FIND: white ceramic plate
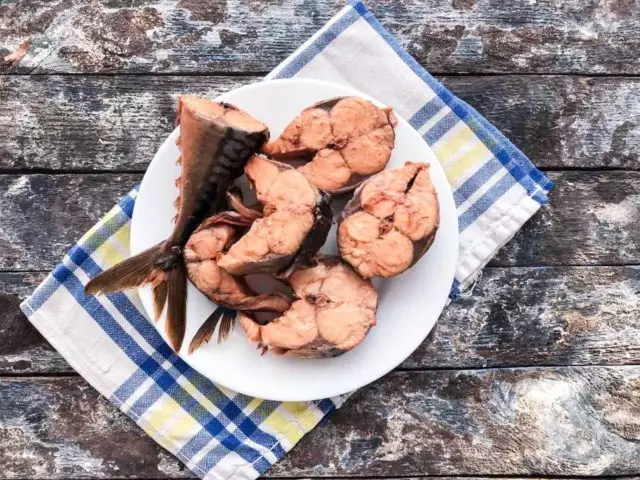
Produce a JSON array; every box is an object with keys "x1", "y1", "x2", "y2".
[{"x1": 131, "y1": 79, "x2": 458, "y2": 401}]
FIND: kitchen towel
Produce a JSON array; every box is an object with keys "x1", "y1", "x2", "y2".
[{"x1": 21, "y1": 1, "x2": 553, "y2": 479}]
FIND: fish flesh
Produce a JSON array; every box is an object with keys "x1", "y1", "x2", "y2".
[
  {"x1": 238, "y1": 256, "x2": 378, "y2": 358},
  {"x1": 184, "y1": 212, "x2": 292, "y2": 353},
  {"x1": 217, "y1": 155, "x2": 332, "y2": 276},
  {"x1": 85, "y1": 96, "x2": 270, "y2": 351},
  {"x1": 263, "y1": 97, "x2": 397, "y2": 194},
  {"x1": 338, "y1": 162, "x2": 439, "y2": 278}
]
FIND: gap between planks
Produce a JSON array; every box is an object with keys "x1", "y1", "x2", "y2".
[
  {"x1": 4, "y1": 364, "x2": 640, "y2": 379},
  {"x1": 3, "y1": 72, "x2": 640, "y2": 78}
]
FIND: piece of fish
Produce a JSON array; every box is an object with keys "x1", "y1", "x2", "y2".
[
  {"x1": 238, "y1": 256, "x2": 378, "y2": 358},
  {"x1": 184, "y1": 212, "x2": 292, "y2": 354},
  {"x1": 338, "y1": 162, "x2": 439, "y2": 278},
  {"x1": 85, "y1": 96, "x2": 270, "y2": 351},
  {"x1": 217, "y1": 155, "x2": 332, "y2": 276},
  {"x1": 263, "y1": 97, "x2": 397, "y2": 194}
]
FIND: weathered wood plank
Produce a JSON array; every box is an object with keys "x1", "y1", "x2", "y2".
[
  {"x1": 0, "y1": 377, "x2": 191, "y2": 479},
  {"x1": 1, "y1": 0, "x2": 639, "y2": 74},
  {"x1": 0, "y1": 75, "x2": 251, "y2": 171},
  {"x1": 490, "y1": 171, "x2": 640, "y2": 267},
  {"x1": 2, "y1": 75, "x2": 639, "y2": 171},
  {"x1": 0, "y1": 171, "x2": 637, "y2": 272},
  {"x1": 0, "y1": 174, "x2": 142, "y2": 272},
  {"x1": 3, "y1": 267, "x2": 640, "y2": 374},
  {"x1": 275, "y1": 367, "x2": 640, "y2": 476},
  {"x1": 406, "y1": 265, "x2": 640, "y2": 369},
  {"x1": 0, "y1": 272, "x2": 71, "y2": 375},
  {"x1": 444, "y1": 76, "x2": 640, "y2": 170},
  {"x1": 1, "y1": 368, "x2": 639, "y2": 478}
]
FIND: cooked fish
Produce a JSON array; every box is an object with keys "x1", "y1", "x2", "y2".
[
  {"x1": 263, "y1": 97, "x2": 397, "y2": 194},
  {"x1": 217, "y1": 155, "x2": 332, "y2": 276},
  {"x1": 338, "y1": 162, "x2": 439, "y2": 278},
  {"x1": 238, "y1": 256, "x2": 378, "y2": 358},
  {"x1": 184, "y1": 212, "x2": 292, "y2": 353},
  {"x1": 85, "y1": 96, "x2": 270, "y2": 351}
]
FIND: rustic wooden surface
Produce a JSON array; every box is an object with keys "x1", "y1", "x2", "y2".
[
  {"x1": 3, "y1": 75, "x2": 640, "y2": 171},
  {"x1": 1, "y1": 0, "x2": 639, "y2": 479}
]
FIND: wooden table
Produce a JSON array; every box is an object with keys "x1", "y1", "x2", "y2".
[{"x1": 2, "y1": 1, "x2": 640, "y2": 478}]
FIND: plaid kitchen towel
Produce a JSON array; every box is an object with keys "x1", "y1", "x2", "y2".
[{"x1": 21, "y1": 1, "x2": 553, "y2": 479}]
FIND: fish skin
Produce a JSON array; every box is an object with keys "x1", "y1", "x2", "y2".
[
  {"x1": 171, "y1": 96, "x2": 270, "y2": 246},
  {"x1": 85, "y1": 96, "x2": 270, "y2": 352}
]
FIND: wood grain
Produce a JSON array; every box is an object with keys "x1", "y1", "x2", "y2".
[
  {"x1": 2, "y1": 75, "x2": 639, "y2": 172},
  {"x1": 0, "y1": 76, "x2": 250, "y2": 171},
  {"x1": 4, "y1": 266, "x2": 640, "y2": 374},
  {"x1": 407, "y1": 265, "x2": 640, "y2": 369},
  {"x1": 0, "y1": 173, "x2": 141, "y2": 271},
  {"x1": 0, "y1": 272, "x2": 70, "y2": 375},
  {"x1": 0, "y1": 171, "x2": 637, "y2": 272},
  {"x1": 275, "y1": 367, "x2": 640, "y2": 477},
  {"x1": 491, "y1": 171, "x2": 640, "y2": 267},
  {"x1": 1, "y1": 368, "x2": 639, "y2": 478},
  {"x1": 1, "y1": 0, "x2": 639, "y2": 75}
]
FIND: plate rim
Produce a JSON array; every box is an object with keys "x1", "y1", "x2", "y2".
[{"x1": 131, "y1": 78, "x2": 459, "y2": 401}]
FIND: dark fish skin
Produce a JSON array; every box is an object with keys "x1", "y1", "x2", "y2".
[
  {"x1": 296, "y1": 192, "x2": 332, "y2": 263},
  {"x1": 172, "y1": 97, "x2": 270, "y2": 246},
  {"x1": 85, "y1": 96, "x2": 269, "y2": 352}
]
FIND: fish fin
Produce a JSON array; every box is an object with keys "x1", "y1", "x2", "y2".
[
  {"x1": 218, "y1": 309, "x2": 236, "y2": 343},
  {"x1": 165, "y1": 262, "x2": 187, "y2": 352},
  {"x1": 227, "y1": 190, "x2": 262, "y2": 221},
  {"x1": 152, "y1": 281, "x2": 168, "y2": 321},
  {"x1": 85, "y1": 243, "x2": 163, "y2": 295},
  {"x1": 234, "y1": 292, "x2": 292, "y2": 313},
  {"x1": 199, "y1": 211, "x2": 257, "y2": 229},
  {"x1": 188, "y1": 306, "x2": 235, "y2": 354}
]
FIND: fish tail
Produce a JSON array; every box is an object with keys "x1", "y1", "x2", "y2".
[
  {"x1": 188, "y1": 306, "x2": 237, "y2": 354},
  {"x1": 85, "y1": 242, "x2": 188, "y2": 352},
  {"x1": 165, "y1": 262, "x2": 188, "y2": 352},
  {"x1": 84, "y1": 243, "x2": 164, "y2": 295}
]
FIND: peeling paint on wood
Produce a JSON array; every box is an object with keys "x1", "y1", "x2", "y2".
[
  {"x1": 0, "y1": 172, "x2": 636, "y2": 271},
  {"x1": 2, "y1": 75, "x2": 639, "y2": 171},
  {"x1": 0, "y1": 378, "x2": 191, "y2": 478},
  {"x1": 439, "y1": 75, "x2": 640, "y2": 170},
  {"x1": 0, "y1": 75, "x2": 252, "y2": 171},
  {"x1": 1, "y1": 369, "x2": 639, "y2": 478},
  {"x1": 3, "y1": 39, "x2": 30, "y2": 67},
  {"x1": 3, "y1": 267, "x2": 640, "y2": 374},
  {"x1": 1, "y1": 0, "x2": 639, "y2": 74},
  {"x1": 1, "y1": 1, "x2": 639, "y2": 478}
]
